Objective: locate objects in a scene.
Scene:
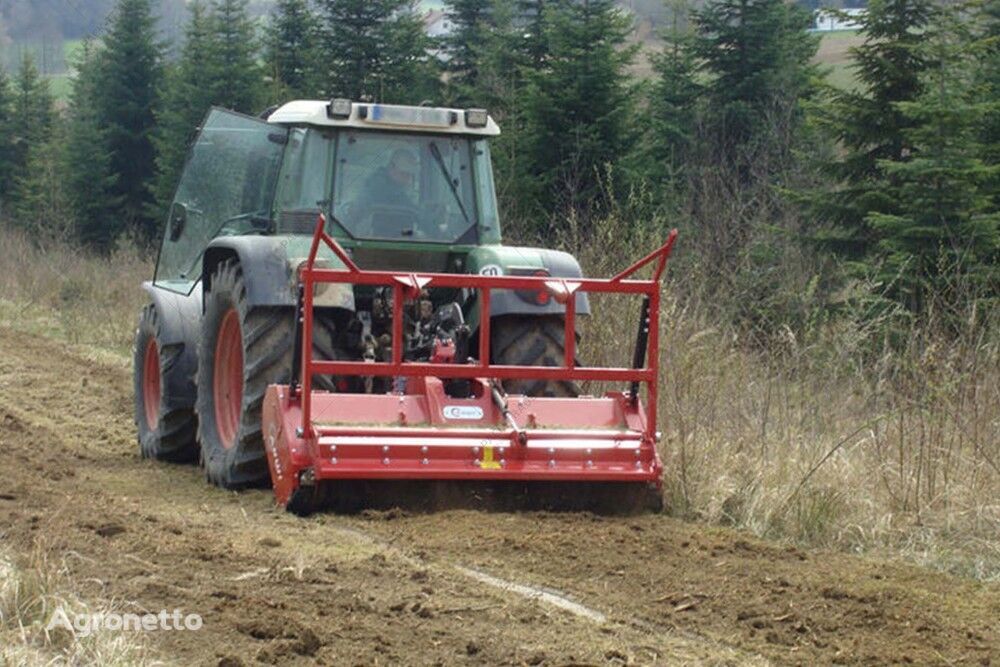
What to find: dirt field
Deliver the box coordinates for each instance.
[1,324,998,666]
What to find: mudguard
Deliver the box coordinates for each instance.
[140,281,201,408]
[464,245,591,329]
[202,236,355,311]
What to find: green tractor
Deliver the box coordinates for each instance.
[134,100,592,491]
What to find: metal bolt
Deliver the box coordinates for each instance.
[500,458,506,467]
[331,457,338,465]
[473,458,481,466]
[421,458,429,465]
[585,448,593,456]
[421,446,428,454]
[586,460,593,468]
[329,445,337,452]
[634,448,641,457]
[295,427,304,438]
[472,446,480,455]
[634,461,642,469]
[547,447,556,456]
[498,447,506,455]
[548,459,556,468]
[382,457,390,465]
[382,445,390,454]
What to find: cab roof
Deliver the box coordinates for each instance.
[267,100,501,137]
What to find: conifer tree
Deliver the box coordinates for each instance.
[0,67,15,211]
[443,0,493,98]
[265,0,319,99]
[95,0,163,239]
[7,55,55,221]
[521,0,637,220]
[315,0,436,103]
[517,0,550,67]
[692,0,817,161]
[647,0,700,199]
[65,42,121,250]
[866,3,1000,310]
[152,1,216,217]
[209,0,263,112]
[807,0,933,259]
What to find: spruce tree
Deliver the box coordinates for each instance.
[315,0,436,103]
[692,0,818,161]
[807,0,933,259]
[647,0,700,200]
[152,1,216,218]
[0,67,15,213]
[209,0,263,112]
[7,55,55,223]
[517,0,550,67]
[521,0,638,222]
[443,0,493,99]
[95,0,163,240]
[65,42,121,250]
[265,0,319,99]
[866,3,1000,311]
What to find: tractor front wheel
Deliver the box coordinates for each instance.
[491,315,581,397]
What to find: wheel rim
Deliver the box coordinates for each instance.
[213,309,243,450]
[142,338,161,429]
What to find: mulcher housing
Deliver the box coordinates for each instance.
[263,217,677,510]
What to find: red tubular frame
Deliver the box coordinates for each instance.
[297,215,678,446]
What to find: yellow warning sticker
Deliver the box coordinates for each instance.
[480,445,502,470]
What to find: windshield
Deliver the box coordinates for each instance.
[275,129,498,244]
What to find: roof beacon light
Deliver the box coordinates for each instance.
[363,104,456,128]
[327,98,352,119]
[465,108,488,128]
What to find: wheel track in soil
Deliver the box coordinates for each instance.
[0,324,997,666]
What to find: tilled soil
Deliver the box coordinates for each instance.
[0,324,997,666]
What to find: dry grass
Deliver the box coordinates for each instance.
[565,213,1000,581]
[0,542,160,666]
[0,227,152,355]
[1,223,997,581]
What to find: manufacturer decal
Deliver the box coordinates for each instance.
[478,264,503,276]
[443,405,485,420]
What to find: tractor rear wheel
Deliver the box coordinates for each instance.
[133,304,199,462]
[196,260,342,489]
[491,315,581,397]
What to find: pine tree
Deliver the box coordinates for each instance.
[692,0,818,161]
[65,42,121,250]
[209,0,263,112]
[443,0,493,98]
[520,0,638,222]
[315,0,436,103]
[264,0,319,99]
[95,0,163,240]
[807,0,933,260]
[866,3,1000,311]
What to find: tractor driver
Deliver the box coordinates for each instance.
[355,148,422,237]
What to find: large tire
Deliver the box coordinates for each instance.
[133,304,199,462]
[491,315,581,397]
[196,260,341,489]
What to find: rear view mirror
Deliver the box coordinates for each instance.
[169,203,187,242]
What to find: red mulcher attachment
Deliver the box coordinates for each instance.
[262,216,678,514]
